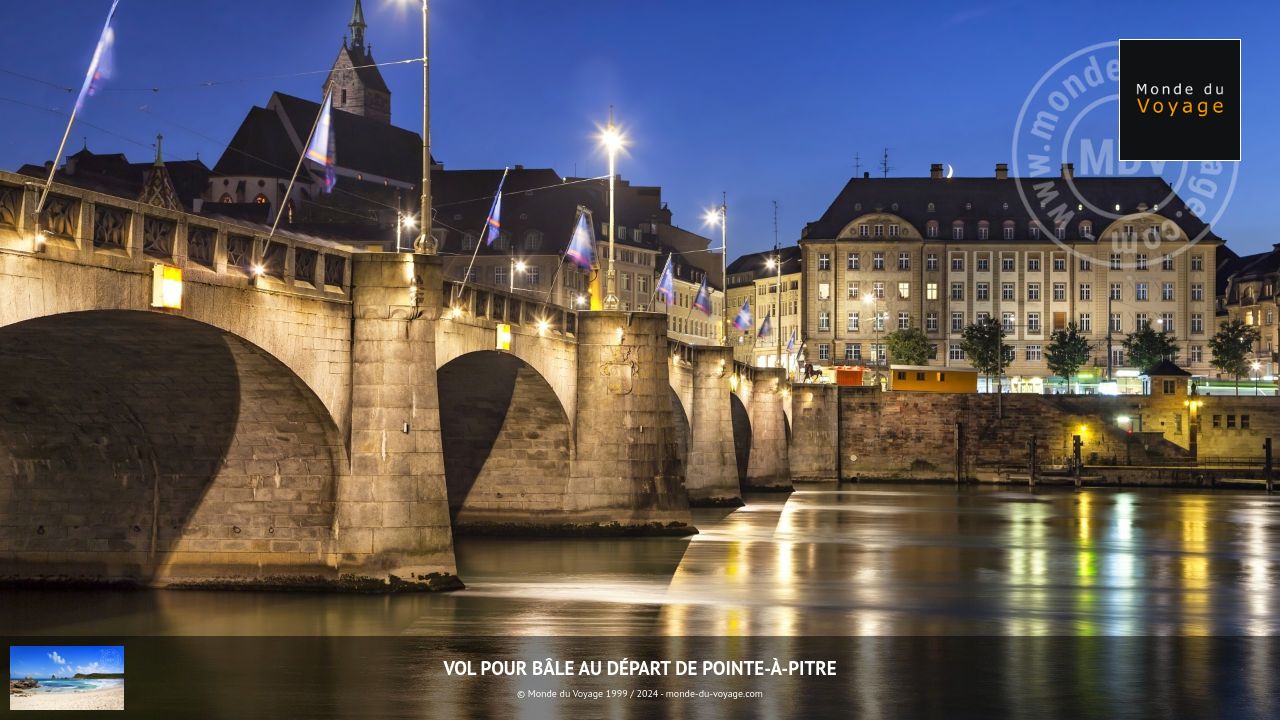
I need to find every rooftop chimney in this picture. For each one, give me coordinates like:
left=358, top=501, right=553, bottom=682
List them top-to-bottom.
left=1061, top=162, right=1074, bottom=179
left=930, top=163, right=944, bottom=179
left=995, top=163, right=1008, bottom=180
left=863, top=171, right=870, bottom=179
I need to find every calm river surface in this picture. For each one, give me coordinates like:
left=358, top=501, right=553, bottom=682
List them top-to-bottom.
left=8, top=483, right=1280, bottom=637
left=5, top=484, right=1280, bottom=718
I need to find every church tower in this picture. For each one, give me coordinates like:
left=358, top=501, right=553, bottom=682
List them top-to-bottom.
left=323, top=0, right=391, bottom=123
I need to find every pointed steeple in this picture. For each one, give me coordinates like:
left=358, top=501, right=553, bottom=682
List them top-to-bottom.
left=349, top=0, right=367, bottom=49
left=138, top=133, right=183, bottom=211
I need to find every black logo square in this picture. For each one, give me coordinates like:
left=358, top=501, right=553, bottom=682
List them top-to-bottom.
left=1119, top=39, right=1240, bottom=161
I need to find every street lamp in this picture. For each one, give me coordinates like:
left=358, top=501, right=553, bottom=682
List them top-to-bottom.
left=598, top=113, right=626, bottom=311
left=704, top=200, right=727, bottom=344
left=396, top=212, right=417, bottom=252
left=766, top=255, right=783, bottom=371
left=511, top=259, right=526, bottom=293
left=862, top=292, right=883, bottom=386
left=1252, top=360, right=1262, bottom=396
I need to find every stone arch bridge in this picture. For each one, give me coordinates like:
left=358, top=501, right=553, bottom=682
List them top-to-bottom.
left=0, top=173, right=789, bottom=591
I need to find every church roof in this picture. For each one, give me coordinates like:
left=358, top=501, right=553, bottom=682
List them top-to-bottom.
left=343, top=45, right=389, bottom=94
left=212, top=92, right=419, bottom=183
left=16, top=147, right=210, bottom=211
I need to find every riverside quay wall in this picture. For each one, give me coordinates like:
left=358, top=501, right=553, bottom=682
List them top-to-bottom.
left=790, top=386, right=1279, bottom=482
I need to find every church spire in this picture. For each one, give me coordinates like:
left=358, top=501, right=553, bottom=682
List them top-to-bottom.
left=349, top=0, right=367, bottom=49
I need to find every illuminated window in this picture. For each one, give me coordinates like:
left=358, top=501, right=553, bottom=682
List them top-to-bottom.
left=254, top=194, right=268, bottom=204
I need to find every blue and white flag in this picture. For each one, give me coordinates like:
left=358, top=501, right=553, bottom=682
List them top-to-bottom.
left=74, top=0, right=121, bottom=113
left=304, top=93, right=336, bottom=193
left=484, top=174, right=506, bottom=245
left=566, top=210, right=595, bottom=269
left=656, top=256, right=674, bottom=306
left=692, top=276, right=712, bottom=315
left=732, top=301, right=752, bottom=332
left=757, top=310, right=772, bottom=339
left=786, top=329, right=796, bottom=352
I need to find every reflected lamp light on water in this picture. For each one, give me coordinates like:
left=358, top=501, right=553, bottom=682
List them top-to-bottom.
left=150, top=264, right=183, bottom=309
left=495, top=323, right=512, bottom=351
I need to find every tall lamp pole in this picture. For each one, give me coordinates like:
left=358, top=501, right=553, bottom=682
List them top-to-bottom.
left=599, top=111, right=625, bottom=311
left=705, top=199, right=728, bottom=344
left=767, top=255, right=782, bottom=370
left=863, top=293, right=883, bottom=386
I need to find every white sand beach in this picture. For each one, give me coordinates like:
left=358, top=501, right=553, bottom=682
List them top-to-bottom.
left=10, top=684, right=124, bottom=711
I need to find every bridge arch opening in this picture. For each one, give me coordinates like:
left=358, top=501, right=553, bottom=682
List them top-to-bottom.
left=0, top=310, right=346, bottom=584
left=437, top=351, right=572, bottom=530
left=668, top=388, right=690, bottom=476
left=730, top=393, right=752, bottom=485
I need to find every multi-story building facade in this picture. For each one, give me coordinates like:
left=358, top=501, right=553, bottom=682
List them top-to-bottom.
left=799, top=163, right=1224, bottom=391
left=1219, top=244, right=1280, bottom=379
left=725, top=247, right=802, bottom=370
left=660, top=250, right=724, bottom=345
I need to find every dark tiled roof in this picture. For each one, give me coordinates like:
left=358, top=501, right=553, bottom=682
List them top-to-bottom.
left=346, top=45, right=389, bottom=93
left=213, top=93, right=420, bottom=183
left=16, top=148, right=210, bottom=211
left=432, top=168, right=671, bottom=258
left=802, top=175, right=1219, bottom=244
left=726, top=246, right=802, bottom=287
left=657, top=249, right=722, bottom=291
left=1143, top=359, right=1191, bottom=377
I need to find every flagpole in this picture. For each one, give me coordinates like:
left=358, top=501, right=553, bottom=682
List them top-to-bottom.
left=269, top=87, right=333, bottom=241
left=456, top=167, right=508, bottom=305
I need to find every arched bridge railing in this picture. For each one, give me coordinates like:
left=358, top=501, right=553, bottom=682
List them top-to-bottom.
left=0, top=171, right=353, bottom=300
left=443, top=279, right=578, bottom=336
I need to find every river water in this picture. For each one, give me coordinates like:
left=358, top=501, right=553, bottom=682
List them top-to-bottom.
left=5, top=484, right=1280, bottom=718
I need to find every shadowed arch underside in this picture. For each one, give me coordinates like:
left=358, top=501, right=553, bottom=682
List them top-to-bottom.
left=0, top=311, right=346, bottom=586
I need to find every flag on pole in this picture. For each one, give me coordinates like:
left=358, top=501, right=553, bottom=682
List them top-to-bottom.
left=74, top=0, right=121, bottom=113
left=304, top=93, right=336, bottom=193
left=483, top=174, right=506, bottom=245
left=566, top=210, right=595, bottom=269
left=656, top=256, right=674, bottom=306
left=692, top=276, right=712, bottom=315
left=732, top=301, right=752, bottom=332
left=757, top=310, right=772, bottom=339
left=786, top=329, right=796, bottom=353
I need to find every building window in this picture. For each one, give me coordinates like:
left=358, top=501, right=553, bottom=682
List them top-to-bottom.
left=254, top=194, right=268, bottom=204
left=927, top=221, right=938, bottom=238
left=1079, top=221, right=1093, bottom=238
left=952, top=222, right=964, bottom=240
left=1003, top=223, right=1015, bottom=240
left=874, top=224, right=884, bottom=237
left=889, top=224, right=900, bottom=237
left=978, top=224, right=990, bottom=240
left=1056, top=224, right=1067, bottom=240
left=859, top=225, right=870, bottom=238
left=1029, top=225, right=1041, bottom=240
left=817, top=252, right=830, bottom=271
left=847, top=252, right=860, bottom=270
left=873, top=252, right=885, bottom=271
left=898, top=252, right=910, bottom=270
left=927, top=253, right=939, bottom=270
left=1110, top=253, right=1122, bottom=271
left=1136, top=254, right=1149, bottom=271
left=1162, top=255, right=1175, bottom=271
left=1191, top=255, right=1204, bottom=271
left=951, top=256, right=964, bottom=271
left=977, top=257, right=990, bottom=272
left=1001, top=257, right=1015, bottom=272
left=1028, top=257, right=1041, bottom=271
left=1053, top=257, right=1066, bottom=272
left=1080, top=257, right=1092, bottom=271
left=495, top=266, right=508, bottom=286
left=527, top=267, right=541, bottom=286
left=622, top=273, right=632, bottom=292
left=638, top=275, right=649, bottom=295
left=847, top=281, right=860, bottom=299
left=874, top=281, right=885, bottom=299
left=818, top=282, right=831, bottom=300
left=898, top=282, right=910, bottom=300
left=1135, top=282, right=1148, bottom=301
left=1162, top=282, right=1174, bottom=301
left=926, top=283, right=939, bottom=300
left=951, top=283, right=964, bottom=300
left=977, top=283, right=990, bottom=301
left=1002, top=283, right=1015, bottom=301
left=1028, top=283, right=1040, bottom=301
left=1053, top=283, right=1066, bottom=301
left=1079, top=283, right=1091, bottom=301
left=1108, top=283, right=1120, bottom=301
left=1191, top=283, right=1204, bottom=301
left=818, top=311, right=830, bottom=331
left=847, top=312, right=859, bottom=332
left=873, top=312, right=886, bottom=332
left=898, top=312, right=910, bottom=329
left=926, top=312, right=939, bottom=331
left=951, top=312, right=964, bottom=332
left=1002, top=312, right=1015, bottom=332
left=1137, top=312, right=1149, bottom=329
left=1160, top=312, right=1174, bottom=333
left=1027, top=313, right=1041, bottom=333
left=1079, top=313, right=1092, bottom=332
left=1110, top=313, right=1122, bottom=333
left=819, top=343, right=830, bottom=361
left=846, top=343, right=861, bottom=361
left=949, top=344, right=966, bottom=361
left=1026, top=345, right=1042, bottom=361
left=1191, top=345, right=1203, bottom=363
left=1112, top=348, right=1126, bottom=367
left=1163, top=379, right=1176, bottom=394
left=1227, top=415, right=1236, bottom=429
left=1242, top=415, right=1251, bottom=429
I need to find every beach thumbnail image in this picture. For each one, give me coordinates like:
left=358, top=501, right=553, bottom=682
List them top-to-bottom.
left=9, top=645, right=124, bottom=711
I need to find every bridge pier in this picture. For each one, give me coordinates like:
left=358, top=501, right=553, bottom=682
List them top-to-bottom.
left=338, top=254, right=461, bottom=589
left=563, top=312, right=695, bottom=534
left=683, top=346, right=742, bottom=506
left=745, top=368, right=793, bottom=492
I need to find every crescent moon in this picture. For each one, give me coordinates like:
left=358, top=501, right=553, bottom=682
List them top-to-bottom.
left=945, top=164, right=954, bottom=179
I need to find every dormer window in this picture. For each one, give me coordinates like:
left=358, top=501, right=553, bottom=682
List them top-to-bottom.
left=927, top=202, right=936, bottom=213
left=926, top=220, right=938, bottom=238
left=1002, top=220, right=1015, bottom=240
left=1079, top=220, right=1093, bottom=238
left=952, top=221, right=964, bottom=240
left=977, top=221, right=990, bottom=240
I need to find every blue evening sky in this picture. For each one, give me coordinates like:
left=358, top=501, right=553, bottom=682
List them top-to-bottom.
left=1, top=1, right=1276, bottom=254
left=9, top=646, right=124, bottom=678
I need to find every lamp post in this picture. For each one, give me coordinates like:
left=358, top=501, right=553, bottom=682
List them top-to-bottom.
left=418, top=0, right=432, bottom=252
left=599, top=112, right=625, bottom=311
left=705, top=200, right=728, bottom=344
left=397, top=212, right=417, bottom=252
left=767, top=255, right=783, bottom=371
left=511, top=259, right=525, bottom=293
left=863, top=292, right=883, bottom=386
left=1253, top=360, right=1262, bottom=396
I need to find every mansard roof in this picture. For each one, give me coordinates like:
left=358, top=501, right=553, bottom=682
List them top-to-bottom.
left=802, top=174, right=1220, bottom=244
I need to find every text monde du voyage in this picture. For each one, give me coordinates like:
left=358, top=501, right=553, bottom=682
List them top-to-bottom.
left=1134, top=82, right=1228, bottom=118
